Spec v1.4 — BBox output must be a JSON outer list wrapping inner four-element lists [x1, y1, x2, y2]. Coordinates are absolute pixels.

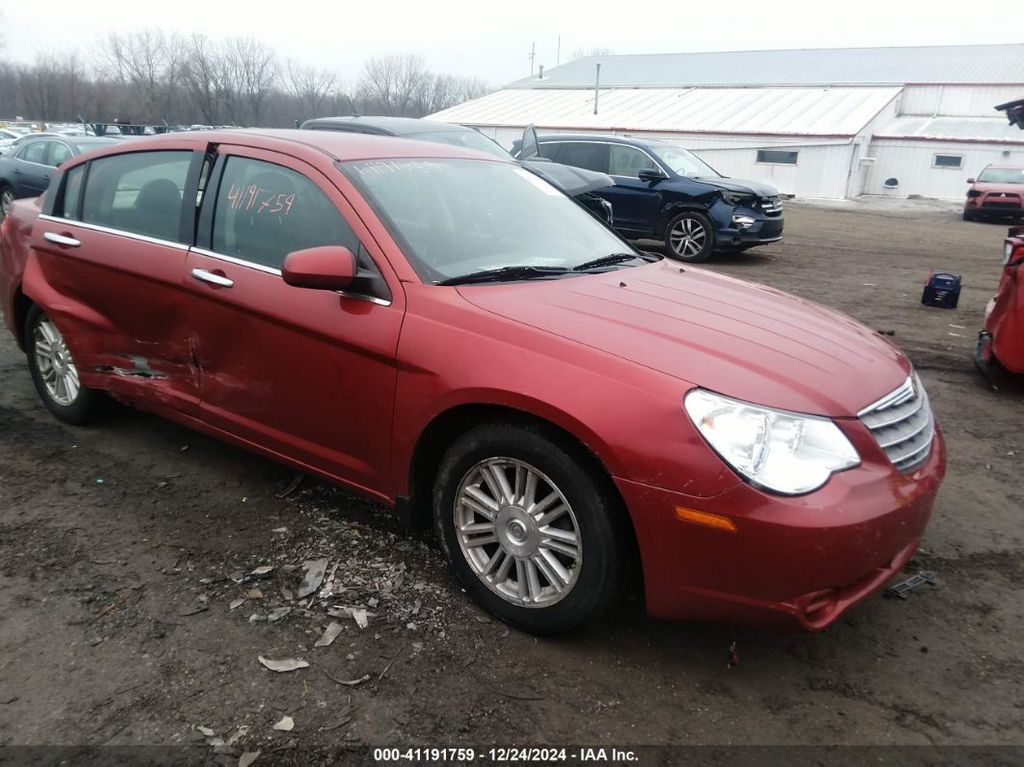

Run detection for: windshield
[[410, 129, 511, 160], [343, 158, 633, 283], [978, 167, 1024, 184], [655, 145, 721, 178]]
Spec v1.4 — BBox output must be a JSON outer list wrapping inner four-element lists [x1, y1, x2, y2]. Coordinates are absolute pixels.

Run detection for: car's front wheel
[[665, 211, 714, 262], [25, 305, 104, 424], [0, 185, 14, 220], [434, 423, 623, 634]]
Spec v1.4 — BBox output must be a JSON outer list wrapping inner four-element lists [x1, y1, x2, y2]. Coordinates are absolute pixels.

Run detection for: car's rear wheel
[[0, 185, 14, 220], [25, 305, 103, 424], [433, 423, 623, 634], [665, 211, 714, 262]]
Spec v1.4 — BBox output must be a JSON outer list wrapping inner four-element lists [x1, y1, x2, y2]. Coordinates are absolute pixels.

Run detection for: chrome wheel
[[454, 458, 581, 608], [0, 189, 13, 218], [669, 216, 708, 258], [33, 315, 80, 406]]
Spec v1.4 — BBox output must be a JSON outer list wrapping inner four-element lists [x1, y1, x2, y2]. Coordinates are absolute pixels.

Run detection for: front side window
[[608, 145, 658, 178], [81, 151, 191, 242], [212, 156, 358, 270], [49, 142, 73, 168], [344, 158, 631, 283], [19, 141, 48, 165]]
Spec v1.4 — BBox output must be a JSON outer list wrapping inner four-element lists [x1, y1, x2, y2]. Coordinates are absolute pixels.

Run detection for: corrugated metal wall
[[899, 85, 1023, 117], [864, 139, 1024, 199]]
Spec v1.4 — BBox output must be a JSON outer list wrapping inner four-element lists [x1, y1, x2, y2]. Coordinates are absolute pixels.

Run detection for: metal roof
[[509, 45, 1024, 89], [429, 87, 901, 138], [874, 115, 1024, 145]]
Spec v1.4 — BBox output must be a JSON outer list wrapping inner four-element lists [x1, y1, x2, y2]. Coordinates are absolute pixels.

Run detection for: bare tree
[[357, 54, 433, 117], [222, 37, 279, 126], [96, 29, 183, 123], [286, 59, 337, 121], [179, 34, 230, 125]]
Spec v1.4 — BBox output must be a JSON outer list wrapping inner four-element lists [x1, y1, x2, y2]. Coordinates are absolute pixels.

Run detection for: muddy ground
[[1, 201, 1022, 760]]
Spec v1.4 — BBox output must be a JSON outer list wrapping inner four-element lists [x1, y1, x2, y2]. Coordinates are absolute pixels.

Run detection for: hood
[[969, 181, 1024, 194], [457, 261, 910, 417], [695, 176, 780, 198], [521, 160, 614, 196]]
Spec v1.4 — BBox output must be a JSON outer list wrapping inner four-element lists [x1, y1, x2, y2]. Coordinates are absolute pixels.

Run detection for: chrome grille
[[760, 196, 784, 214], [858, 375, 935, 473]]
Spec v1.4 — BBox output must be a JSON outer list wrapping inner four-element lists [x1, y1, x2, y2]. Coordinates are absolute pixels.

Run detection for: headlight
[[721, 191, 754, 206], [731, 214, 756, 228], [684, 389, 860, 495]]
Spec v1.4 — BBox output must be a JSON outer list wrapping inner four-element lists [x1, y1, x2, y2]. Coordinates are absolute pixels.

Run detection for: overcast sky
[[3, 0, 1020, 86]]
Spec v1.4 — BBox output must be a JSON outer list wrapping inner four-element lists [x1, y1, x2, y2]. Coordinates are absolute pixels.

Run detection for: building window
[[933, 154, 963, 169], [756, 150, 798, 165]]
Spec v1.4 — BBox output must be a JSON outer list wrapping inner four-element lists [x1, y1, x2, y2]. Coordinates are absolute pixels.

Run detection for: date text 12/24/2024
[[373, 748, 640, 762]]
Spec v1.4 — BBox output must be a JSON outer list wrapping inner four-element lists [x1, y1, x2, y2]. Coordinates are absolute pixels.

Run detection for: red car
[[0, 130, 946, 634], [977, 227, 1024, 375], [963, 165, 1024, 220]]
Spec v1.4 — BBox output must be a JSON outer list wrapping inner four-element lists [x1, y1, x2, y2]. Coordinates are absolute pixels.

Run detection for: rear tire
[[433, 423, 623, 634], [24, 305, 104, 424], [664, 211, 714, 262]]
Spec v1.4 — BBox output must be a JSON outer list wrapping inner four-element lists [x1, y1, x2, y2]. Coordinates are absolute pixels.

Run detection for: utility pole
[[556, 35, 561, 67], [528, 42, 536, 77]]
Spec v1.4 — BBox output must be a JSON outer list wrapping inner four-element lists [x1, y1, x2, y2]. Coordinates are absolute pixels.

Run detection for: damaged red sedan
[[0, 131, 945, 634]]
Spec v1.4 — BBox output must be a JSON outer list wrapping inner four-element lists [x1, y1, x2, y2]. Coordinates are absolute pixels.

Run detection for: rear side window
[[211, 157, 358, 270], [81, 151, 191, 243], [20, 141, 48, 165], [536, 143, 562, 162], [60, 165, 86, 219], [557, 142, 610, 173]]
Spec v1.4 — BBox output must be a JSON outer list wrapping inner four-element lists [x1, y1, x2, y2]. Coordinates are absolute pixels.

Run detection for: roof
[[77, 129, 503, 163], [430, 86, 901, 138], [873, 115, 1024, 145], [509, 44, 1024, 89], [302, 115, 466, 135]]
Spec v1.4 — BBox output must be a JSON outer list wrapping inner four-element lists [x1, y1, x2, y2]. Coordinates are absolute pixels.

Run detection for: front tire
[[433, 423, 623, 634], [664, 211, 714, 262], [0, 185, 14, 220], [25, 305, 103, 424]]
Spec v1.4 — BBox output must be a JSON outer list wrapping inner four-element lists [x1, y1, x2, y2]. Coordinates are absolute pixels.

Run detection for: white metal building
[[428, 45, 1024, 200]]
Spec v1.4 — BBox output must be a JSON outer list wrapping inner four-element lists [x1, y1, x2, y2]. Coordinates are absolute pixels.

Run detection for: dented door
[[30, 147, 205, 413]]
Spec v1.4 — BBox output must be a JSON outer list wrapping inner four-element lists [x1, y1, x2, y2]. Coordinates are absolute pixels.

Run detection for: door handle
[[191, 268, 234, 288], [43, 232, 81, 247]]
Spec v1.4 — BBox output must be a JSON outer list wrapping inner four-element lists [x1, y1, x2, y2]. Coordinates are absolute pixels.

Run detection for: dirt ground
[[1, 200, 1023, 760]]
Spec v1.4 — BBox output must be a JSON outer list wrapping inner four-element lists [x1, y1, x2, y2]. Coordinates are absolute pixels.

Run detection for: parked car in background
[[0, 128, 26, 142], [514, 134, 784, 262], [1, 129, 944, 634], [301, 116, 615, 225], [0, 136, 120, 217], [963, 165, 1024, 221], [0, 131, 62, 156]]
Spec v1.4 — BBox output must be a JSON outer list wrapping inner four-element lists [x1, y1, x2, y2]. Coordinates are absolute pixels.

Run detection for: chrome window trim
[[190, 247, 393, 307], [38, 214, 189, 251]]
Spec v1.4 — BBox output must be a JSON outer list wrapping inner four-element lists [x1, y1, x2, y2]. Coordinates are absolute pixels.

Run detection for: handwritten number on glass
[[227, 184, 297, 216]]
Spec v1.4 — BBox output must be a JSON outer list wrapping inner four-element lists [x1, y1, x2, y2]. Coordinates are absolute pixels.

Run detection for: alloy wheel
[[33, 315, 80, 406], [454, 458, 581, 608], [669, 216, 708, 258]]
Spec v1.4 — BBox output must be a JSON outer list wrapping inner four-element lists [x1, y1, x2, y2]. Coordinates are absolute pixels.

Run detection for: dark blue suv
[[517, 134, 784, 262]]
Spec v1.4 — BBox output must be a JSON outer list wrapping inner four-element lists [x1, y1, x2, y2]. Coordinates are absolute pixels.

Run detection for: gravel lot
[[1, 200, 1022, 759]]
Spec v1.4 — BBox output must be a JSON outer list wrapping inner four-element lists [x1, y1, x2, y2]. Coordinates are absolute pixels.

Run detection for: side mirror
[[967, 178, 976, 184], [638, 167, 668, 182], [282, 245, 356, 291]]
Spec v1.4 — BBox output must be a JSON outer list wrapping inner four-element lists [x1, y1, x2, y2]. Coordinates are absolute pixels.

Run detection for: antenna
[[556, 35, 561, 66], [593, 63, 601, 115]]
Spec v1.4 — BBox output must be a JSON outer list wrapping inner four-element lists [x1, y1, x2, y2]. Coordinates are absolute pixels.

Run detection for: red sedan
[[0, 130, 945, 634]]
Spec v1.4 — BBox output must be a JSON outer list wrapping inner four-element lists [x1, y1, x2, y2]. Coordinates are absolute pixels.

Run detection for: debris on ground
[[267, 606, 291, 622], [179, 594, 209, 616], [315, 621, 344, 648], [272, 715, 294, 732], [258, 656, 309, 673], [251, 565, 275, 578], [296, 558, 328, 599], [884, 571, 937, 599], [239, 751, 261, 767]]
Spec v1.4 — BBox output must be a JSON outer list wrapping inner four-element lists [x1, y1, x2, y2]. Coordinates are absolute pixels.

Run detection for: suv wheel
[[433, 423, 623, 634], [25, 305, 104, 424], [665, 211, 714, 262]]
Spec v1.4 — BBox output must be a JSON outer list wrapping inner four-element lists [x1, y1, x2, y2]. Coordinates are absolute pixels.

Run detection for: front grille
[[858, 375, 935, 473], [759, 196, 784, 215]]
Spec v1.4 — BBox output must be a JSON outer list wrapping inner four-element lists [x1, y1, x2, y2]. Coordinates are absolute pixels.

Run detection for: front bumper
[[713, 213, 784, 248], [965, 196, 1024, 216], [616, 427, 946, 630]]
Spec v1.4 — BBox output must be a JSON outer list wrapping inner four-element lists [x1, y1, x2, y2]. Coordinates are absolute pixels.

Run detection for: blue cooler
[[921, 272, 961, 309]]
